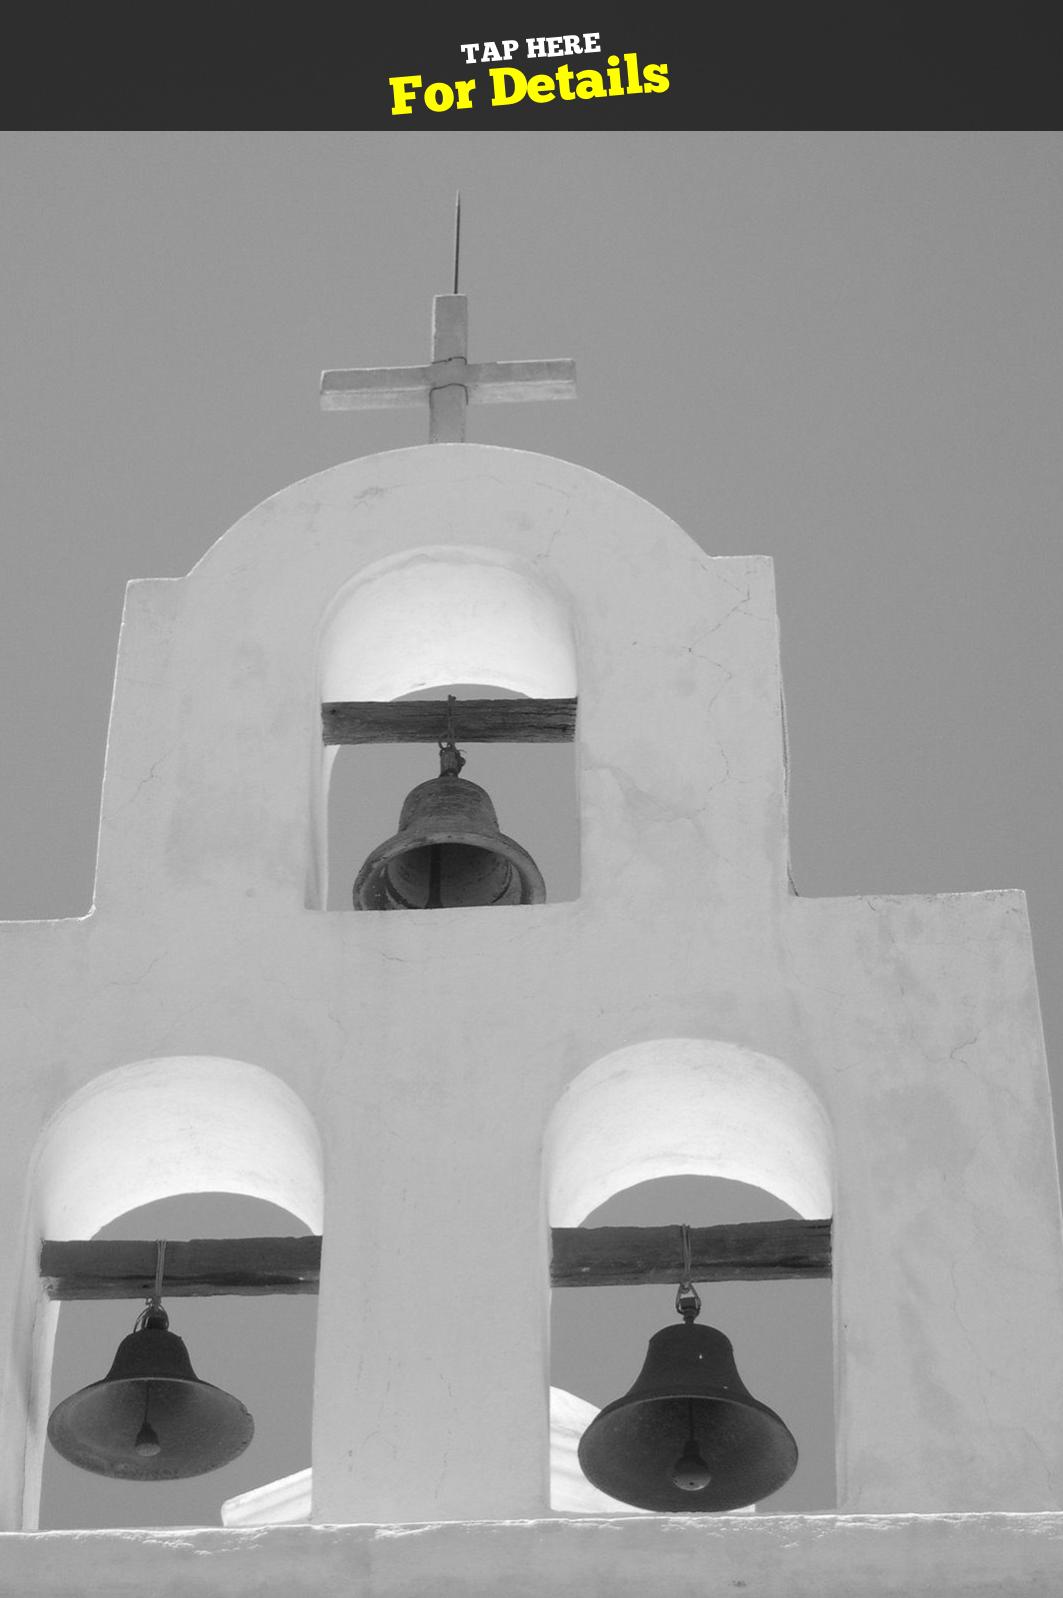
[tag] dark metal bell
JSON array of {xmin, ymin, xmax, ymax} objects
[
  {"xmin": 47, "ymin": 1308, "xmax": 254, "ymax": 1481},
  {"xmin": 578, "ymin": 1321, "xmax": 798, "ymax": 1513},
  {"xmin": 353, "ymin": 766, "xmax": 545, "ymax": 910}
]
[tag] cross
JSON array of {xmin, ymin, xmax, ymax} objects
[{"xmin": 319, "ymin": 294, "xmax": 577, "ymax": 443}]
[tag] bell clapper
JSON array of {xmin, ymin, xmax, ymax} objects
[
  {"xmin": 427, "ymin": 732, "xmax": 466, "ymax": 908},
  {"xmin": 671, "ymin": 1399, "xmax": 712, "ymax": 1492},
  {"xmin": 135, "ymin": 1242, "xmax": 169, "ymax": 1457},
  {"xmin": 134, "ymin": 1383, "xmax": 162, "ymax": 1458},
  {"xmin": 669, "ymin": 1233, "xmax": 713, "ymax": 1490}
]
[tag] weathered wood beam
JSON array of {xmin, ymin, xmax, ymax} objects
[
  {"xmin": 550, "ymin": 1220, "xmax": 832, "ymax": 1286},
  {"xmin": 41, "ymin": 1221, "xmax": 830, "ymax": 1301},
  {"xmin": 322, "ymin": 697, "xmax": 577, "ymax": 746},
  {"xmin": 40, "ymin": 1237, "xmax": 322, "ymax": 1301}
]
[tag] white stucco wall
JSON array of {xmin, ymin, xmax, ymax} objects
[
  {"xmin": 0, "ymin": 444, "xmax": 1059, "ymax": 1556},
  {"xmin": 3, "ymin": 1514, "xmax": 1063, "ymax": 1597}
]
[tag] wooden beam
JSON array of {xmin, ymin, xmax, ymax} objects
[
  {"xmin": 40, "ymin": 1237, "xmax": 321, "ymax": 1301},
  {"xmin": 322, "ymin": 697, "xmax": 577, "ymax": 746},
  {"xmin": 41, "ymin": 1221, "xmax": 829, "ymax": 1301},
  {"xmin": 549, "ymin": 1220, "xmax": 832, "ymax": 1287}
]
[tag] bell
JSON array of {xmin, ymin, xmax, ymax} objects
[
  {"xmin": 578, "ymin": 1320, "xmax": 798, "ymax": 1513},
  {"xmin": 353, "ymin": 743, "xmax": 545, "ymax": 910},
  {"xmin": 47, "ymin": 1307, "xmax": 254, "ymax": 1481}
]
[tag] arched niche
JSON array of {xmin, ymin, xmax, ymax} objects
[
  {"xmin": 34, "ymin": 1056, "xmax": 323, "ymax": 1240},
  {"xmin": 545, "ymin": 1038, "xmax": 833, "ymax": 1228},
  {"xmin": 24, "ymin": 1057, "xmax": 323, "ymax": 1527},
  {"xmin": 543, "ymin": 1040, "xmax": 835, "ymax": 1513},
  {"xmin": 318, "ymin": 545, "xmax": 577, "ymax": 703},
  {"xmin": 312, "ymin": 547, "xmax": 578, "ymax": 910}
]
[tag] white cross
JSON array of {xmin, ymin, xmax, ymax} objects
[{"xmin": 320, "ymin": 295, "xmax": 577, "ymax": 443}]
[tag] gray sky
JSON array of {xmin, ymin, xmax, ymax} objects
[{"xmin": 3, "ymin": 131, "xmax": 1060, "ymax": 1528}]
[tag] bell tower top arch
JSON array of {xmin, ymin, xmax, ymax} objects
[
  {"xmin": 318, "ymin": 544, "xmax": 579, "ymax": 704},
  {"xmin": 92, "ymin": 442, "xmax": 787, "ymax": 918}
]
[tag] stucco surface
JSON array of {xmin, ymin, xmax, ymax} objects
[
  {"xmin": 0, "ymin": 445, "xmax": 1059, "ymax": 1533},
  {"xmin": 3, "ymin": 1514, "xmax": 1063, "ymax": 1597}
]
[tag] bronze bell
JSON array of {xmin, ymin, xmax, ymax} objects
[
  {"xmin": 578, "ymin": 1320, "xmax": 798, "ymax": 1512},
  {"xmin": 47, "ymin": 1307, "xmax": 254, "ymax": 1481},
  {"xmin": 353, "ymin": 742, "xmax": 545, "ymax": 910}
]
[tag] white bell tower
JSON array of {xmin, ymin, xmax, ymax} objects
[{"xmin": 2, "ymin": 284, "xmax": 1063, "ymax": 1593}]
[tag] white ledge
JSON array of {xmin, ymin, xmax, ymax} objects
[{"xmin": 7, "ymin": 1513, "xmax": 1063, "ymax": 1596}]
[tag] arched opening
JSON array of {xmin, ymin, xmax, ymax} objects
[
  {"xmin": 544, "ymin": 1040, "xmax": 835, "ymax": 1514},
  {"xmin": 26, "ymin": 1056, "xmax": 323, "ymax": 1529},
  {"xmin": 313, "ymin": 548, "xmax": 579, "ymax": 910}
]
